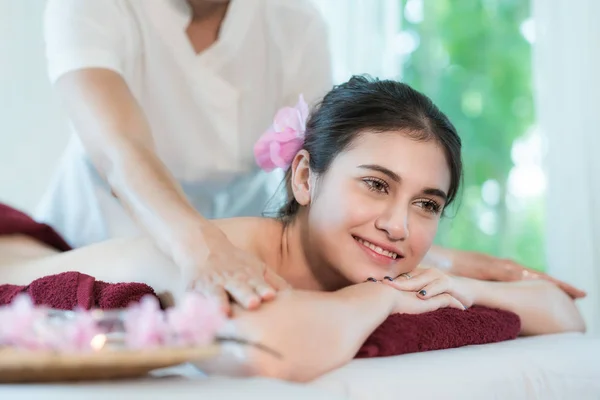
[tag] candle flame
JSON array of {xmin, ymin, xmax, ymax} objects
[{"xmin": 90, "ymin": 334, "xmax": 107, "ymax": 351}]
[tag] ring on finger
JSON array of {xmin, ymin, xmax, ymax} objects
[{"xmin": 399, "ymin": 273, "xmax": 412, "ymax": 280}]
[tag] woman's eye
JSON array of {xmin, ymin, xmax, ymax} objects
[
  {"xmin": 364, "ymin": 178, "xmax": 389, "ymax": 194},
  {"xmin": 417, "ymin": 200, "xmax": 442, "ymax": 214}
]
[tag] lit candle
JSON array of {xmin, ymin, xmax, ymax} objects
[{"xmin": 90, "ymin": 334, "xmax": 107, "ymax": 351}]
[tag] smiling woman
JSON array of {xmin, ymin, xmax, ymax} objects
[
  {"xmin": 274, "ymin": 75, "xmax": 462, "ymax": 289},
  {"xmin": 0, "ymin": 75, "xmax": 585, "ymax": 381}
]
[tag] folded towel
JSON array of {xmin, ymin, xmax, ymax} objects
[
  {"xmin": 0, "ymin": 271, "xmax": 156, "ymax": 310},
  {"xmin": 356, "ymin": 306, "xmax": 521, "ymax": 357},
  {"xmin": 0, "ymin": 202, "xmax": 156, "ymax": 309},
  {"xmin": 0, "ymin": 202, "xmax": 71, "ymax": 251}
]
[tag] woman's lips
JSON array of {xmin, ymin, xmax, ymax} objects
[{"xmin": 353, "ymin": 236, "xmax": 403, "ymax": 267}]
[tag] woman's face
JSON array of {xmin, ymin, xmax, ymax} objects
[{"xmin": 295, "ymin": 131, "xmax": 451, "ymax": 285}]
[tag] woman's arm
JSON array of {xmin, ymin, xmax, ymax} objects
[
  {"xmin": 460, "ymin": 277, "xmax": 586, "ymax": 335},
  {"xmin": 209, "ymin": 284, "xmax": 396, "ymax": 382},
  {"xmin": 386, "ymin": 268, "xmax": 585, "ymax": 336},
  {"xmin": 197, "ymin": 283, "xmax": 463, "ymax": 382}
]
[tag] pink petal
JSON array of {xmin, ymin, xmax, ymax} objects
[
  {"xmin": 124, "ymin": 295, "xmax": 167, "ymax": 349},
  {"xmin": 254, "ymin": 140, "xmax": 277, "ymax": 172},
  {"xmin": 278, "ymin": 138, "xmax": 304, "ymax": 167},
  {"xmin": 269, "ymin": 142, "xmax": 287, "ymax": 169},
  {"xmin": 64, "ymin": 310, "xmax": 101, "ymax": 352},
  {"xmin": 271, "ymin": 127, "xmax": 300, "ymax": 143},
  {"xmin": 165, "ymin": 293, "xmax": 225, "ymax": 346},
  {"xmin": 254, "ymin": 94, "xmax": 309, "ymax": 171},
  {"xmin": 295, "ymin": 94, "xmax": 309, "ymax": 129},
  {"xmin": 273, "ymin": 107, "xmax": 304, "ymax": 133}
]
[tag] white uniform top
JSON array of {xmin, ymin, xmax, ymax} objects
[{"xmin": 35, "ymin": 0, "xmax": 332, "ymax": 248}]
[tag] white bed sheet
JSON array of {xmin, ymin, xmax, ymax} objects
[
  {"xmin": 1, "ymin": 333, "xmax": 598, "ymax": 400},
  {"xmin": 313, "ymin": 332, "xmax": 600, "ymax": 399}
]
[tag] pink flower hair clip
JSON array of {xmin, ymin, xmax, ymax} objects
[{"xmin": 254, "ymin": 94, "xmax": 309, "ymax": 172}]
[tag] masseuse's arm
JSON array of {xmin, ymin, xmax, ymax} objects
[
  {"xmin": 458, "ymin": 277, "xmax": 586, "ymax": 336},
  {"xmin": 44, "ymin": 0, "xmax": 285, "ymax": 313},
  {"xmin": 54, "ymin": 70, "xmax": 210, "ymax": 266},
  {"xmin": 425, "ymin": 245, "xmax": 587, "ymax": 299},
  {"xmin": 52, "ymin": 70, "xmax": 281, "ymax": 311}
]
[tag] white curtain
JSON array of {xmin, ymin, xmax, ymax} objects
[
  {"xmin": 0, "ymin": 0, "xmax": 70, "ymax": 213},
  {"xmin": 533, "ymin": 0, "xmax": 600, "ymax": 335},
  {"xmin": 312, "ymin": 0, "xmax": 403, "ymax": 83}
]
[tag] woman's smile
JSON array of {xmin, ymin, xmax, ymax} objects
[{"xmin": 353, "ymin": 235, "xmax": 404, "ymax": 267}]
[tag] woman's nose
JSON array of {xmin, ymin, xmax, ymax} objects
[{"xmin": 375, "ymin": 206, "xmax": 409, "ymax": 241}]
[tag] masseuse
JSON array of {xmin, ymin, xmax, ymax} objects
[{"xmin": 35, "ymin": 0, "xmax": 586, "ymax": 313}]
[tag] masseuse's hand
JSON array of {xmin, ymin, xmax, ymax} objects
[
  {"xmin": 384, "ymin": 267, "xmax": 474, "ymax": 309},
  {"xmin": 424, "ymin": 246, "xmax": 586, "ymax": 299},
  {"xmin": 178, "ymin": 227, "xmax": 290, "ymax": 316}
]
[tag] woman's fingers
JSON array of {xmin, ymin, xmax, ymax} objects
[
  {"xmin": 427, "ymin": 293, "xmax": 465, "ymax": 311},
  {"xmin": 384, "ymin": 271, "xmax": 431, "ymax": 292},
  {"xmin": 415, "ymin": 278, "xmax": 448, "ymax": 299}
]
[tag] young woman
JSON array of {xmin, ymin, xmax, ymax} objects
[{"xmin": 0, "ymin": 76, "xmax": 585, "ymax": 382}]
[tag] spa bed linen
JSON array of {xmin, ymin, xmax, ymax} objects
[
  {"xmin": 313, "ymin": 332, "xmax": 600, "ymax": 399},
  {"xmin": 1, "ymin": 333, "xmax": 598, "ymax": 399}
]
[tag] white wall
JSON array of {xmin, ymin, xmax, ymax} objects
[{"xmin": 0, "ymin": 0, "xmax": 70, "ymax": 213}]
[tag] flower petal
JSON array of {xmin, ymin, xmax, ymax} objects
[{"xmin": 296, "ymin": 94, "xmax": 309, "ymax": 129}]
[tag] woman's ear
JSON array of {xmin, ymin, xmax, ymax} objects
[{"xmin": 290, "ymin": 150, "xmax": 313, "ymax": 206}]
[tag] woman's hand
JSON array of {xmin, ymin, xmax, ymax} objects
[
  {"xmin": 424, "ymin": 245, "xmax": 587, "ymax": 299},
  {"xmin": 376, "ymin": 280, "xmax": 466, "ymax": 314},
  {"xmin": 177, "ymin": 227, "xmax": 290, "ymax": 316},
  {"xmin": 383, "ymin": 267, "xmax": 474, "ymax": 309}
]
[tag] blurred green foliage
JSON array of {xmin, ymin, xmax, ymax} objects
[{"xmin": 400, "ymin": 0, "xmax": 545, "ymax": 270}]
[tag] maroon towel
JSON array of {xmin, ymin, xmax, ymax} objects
[
  {"xmin": 356, "ymin": 306, "xmax": 521, "ymax": 358},
  {"xmin": 0, "ymin": 202, "xmax": 155, "ymax": 309},
  {"xmin": 0, "ymin": 271, "xmax": 156, "ymax": 310},
  {"xmin": 0, "ymin": 202, "xmax": 71, "ymax": 251}
]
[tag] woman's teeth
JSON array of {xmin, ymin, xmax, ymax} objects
[{"xmin": 356, "ymin": 238, "xmax": 399, "ymax": 259}]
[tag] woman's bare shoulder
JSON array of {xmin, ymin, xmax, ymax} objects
[{"xmin": 212, "ymin": 217, "xmax": 283, "ymax": 255}]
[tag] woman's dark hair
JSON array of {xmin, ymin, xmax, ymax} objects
[{"xmin": 278, "ymin": 75, "xmax": 463, "ymax": 219}]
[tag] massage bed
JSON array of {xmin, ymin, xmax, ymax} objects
[{"xmin": 1, "ymin": 332, "xmax": 598, "ymax": 399}]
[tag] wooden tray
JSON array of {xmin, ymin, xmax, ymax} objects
[{"xmin": 0, "ymin": 344, "xmax": 220, "ymax": 383}]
